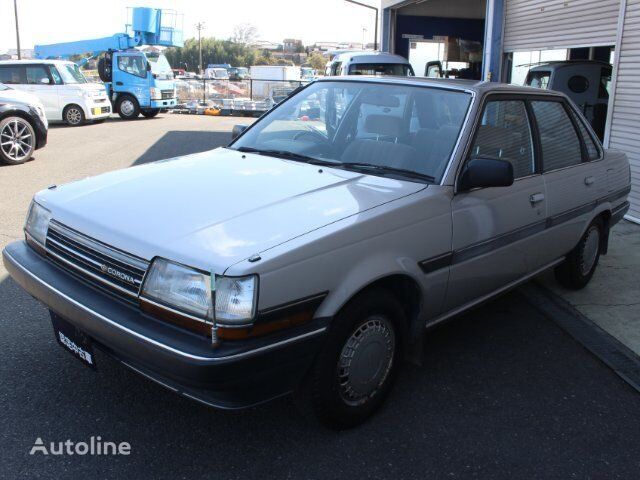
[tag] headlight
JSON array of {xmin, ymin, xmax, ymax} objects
[
  {"xmin": 214, "ymin": 275, "xmax": 258, "ymax": 326},
  {"xmin": 24, "ymin": 200, "xmax": 51, "ymax": 246},
  {"xmin": 141, "ymin": 258, "xmax": 212, "ymax": 319},
  {"xmin": 150, "ymin": 87, "xmax": 162, "ymax": 100}
]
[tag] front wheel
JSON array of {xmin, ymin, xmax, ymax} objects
[
  {"xmin": 116, "ymin": 95, "xmax": 140, "ymax": 120},
  {"xmin": 141, "ymin": 108, "xmax": 160, "ymax": 118},
  {"xmin": 63, "ymin": 104, "xmax": 85, "ymax": 126},
  {"xmin": 298, "ymin": 289, "xmax": 403, "ymax": 429},
  {"xmin": 554, "ymin": 217, "xmax": 603, "ymax": 290},
  {"xmin": 0, "ymin": 116, "xmax": 36, "ymax": 165}
]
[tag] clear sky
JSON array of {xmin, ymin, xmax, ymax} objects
[{"xmin": 0, "ymin": 0, "xmax": 380, "ymax": 51}]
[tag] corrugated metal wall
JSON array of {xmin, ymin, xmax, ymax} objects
[
  {"xmin": 504, "ymin": 0, "xmax": 620, "ymax": 52},
  {"xmin": 608, "ymin": 0, "xmax": 640, "ymax": 221}
]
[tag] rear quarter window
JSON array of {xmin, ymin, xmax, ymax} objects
[{"xmin": 0, "ymin": 65, "xmax": 26, "ymax": 84}]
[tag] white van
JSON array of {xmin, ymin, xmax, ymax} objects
[
  {"xmin": 326, "ymin": 51, "xmax": 415, "ymax": 76},
  {"xmin": 0, "ymin": 60, "xmax": 111, "ymax": 126}
]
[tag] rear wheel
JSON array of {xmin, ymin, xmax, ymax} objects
[
  {"xmin": 63, "ymin": 104, "xmax": 85, "ymax": 126},
  {"xmin": 116, "ymin": 95, "xmax": 140, "ymax": 120},
  {"xmin": 297, "ymin": 289, "xmax": 402, "ymax": 429},
  {"xmin": 141, "ymin": 108, "xmax": 160, "ymax": 118},
  {"xmin": 0, "ymin": 116, "xmax": 35, "ymax": 165},
  {"xmin": 554, "ymin": 217, "xmax": 603, "ymax": 289}
]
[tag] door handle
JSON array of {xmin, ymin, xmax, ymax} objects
[
  {"xmin": 529, "ymin": 193, "xmax": 545, "ymax": 205},
  {"xmin": 115, "ymin": 81, "xmax": 123, "ymax": 86},
  {"xmin": 584, "ymin": 176, "xmax": 595, "ymax": 186}
]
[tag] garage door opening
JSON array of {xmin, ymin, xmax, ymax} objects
[{"xmin": 387, "ymin": 0, "xmax": 487, "ymax": 80}]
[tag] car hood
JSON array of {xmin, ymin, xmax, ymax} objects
[
  {"xmin": 0, "ymin": 88, "xmax": 43, "ymax": 108},
  {"xmin": 36, "ymin": 148, "xmax": 425, "ymax": 272}
]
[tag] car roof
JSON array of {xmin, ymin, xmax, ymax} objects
[
  {"xmin": 332, "ymin": 51, "xmax": 411, "ymax": 64},
  {"xmin": 314, "ymin": 75, "xmax": 566, "ymax": 96},
  {"xmin": 528, "ymin": 60, "xmax": 612, "ymax": 71},
  {"xmin": 0, "ymin": 59, "xmax": 74, "ymax": 65}
]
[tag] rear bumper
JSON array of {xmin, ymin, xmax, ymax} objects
[{"xmin": 2, "ymin": 241, "xmax": 327, "ymax": 409}]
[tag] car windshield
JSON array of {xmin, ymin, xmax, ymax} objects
[
  {"xmin": 348, "ymin": 63, "xmax": 414, "ymax": 76},
  {"xmin": 57, "ymin": 63, "xmax": 88, "ymax": 84},
  {"xmin": 146, "ymin": 52, "xmax": 173, "ymax": 80},
  {"xmin": 231, "ymin": 81, "xmax": 471, "ymax": 183}
]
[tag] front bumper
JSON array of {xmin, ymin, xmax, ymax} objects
[
  {"xmin": 150, "ymin": 98, "xmax": 177, "ymax": 109},
  {"xmin": 2, "ymin": 241, "xmax": 327, "ymax": 409},
  {"xmin": 84, "ymin": 99, "xmax": 111, "ymax": 120}
]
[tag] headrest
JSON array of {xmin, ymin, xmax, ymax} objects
[{"xmin": 364, "ymin": 115, "xmax": 402, "ymax": 137}]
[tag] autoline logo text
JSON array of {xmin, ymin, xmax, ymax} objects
[{"xmin": 30, "ymin": 437, "xmax": 131, "ymax": 456}]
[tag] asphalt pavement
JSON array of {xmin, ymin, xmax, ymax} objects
[{"xmin": 1, "ymin": 116, "xmax": 639, "ymax": 479}]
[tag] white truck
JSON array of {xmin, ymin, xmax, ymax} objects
[{"xmin": 249, "ymin": 66, "xmax": 301, "ymax": 105}]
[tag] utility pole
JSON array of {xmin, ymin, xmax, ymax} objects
[
  {"xmin": 195, "ymin": 22, "xmax": 205, "ymax": 75},
  {"xmin": 344, "ymin": 0, "xmax": 378, "ymax": 51},
  {"xmin": 13, "ymin": 0, "xmax": 21, "ymax": 59}
]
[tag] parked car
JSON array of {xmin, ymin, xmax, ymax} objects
[
  {"xmin": 3, "ymin": 78, "xmax": 630, "ymax": 428},
  {"xmin": 326, "ymin": 51, "xmax": 415, "ymax": 76},
  {"xmin": 0, "ymin": 60, "xmax": 111, "ymax": 126},
  {"xmin": 229, "ymin": 67, "xmax": 250, "ymax": 81},
  {"xmin": 524, "ymin": 60, "xmax": 612, "ymax": 141},
  {"xmin": 0, "ymin": 83, "xmax": 48, "ymax": 165},
  {"xmin": 203, "ymin": 67, "xmax": 229, "ymax": 80}
]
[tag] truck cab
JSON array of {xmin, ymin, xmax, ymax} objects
[{"xmin": 101, "ymin": 50, "xmax": 176, "ymax": 119}]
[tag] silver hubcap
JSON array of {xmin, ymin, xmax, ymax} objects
[
  {"xmin": 338, "ymin": 316, "xmax": 396, "ymax": 406},
  {"xmin": 580, "ymin": 226, "xmax": 600, "ymax": 275},
  {"xmin": 66, "ymin": 107, "xmax": 82, "ymax": 124},
  {"xmin": 0, "ymin": 118, "xmax": 33, "ymax": 161},
  {"xmin": 120, "ymin": 100, "xmax": 135, "ymax": 116}
]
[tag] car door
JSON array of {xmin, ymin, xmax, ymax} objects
[
  {"xmin": 531, "ymin": 98, "xmax": 608, "ymax": 262},
  {"xmin": 445, "ymin": 96, "xmax": 547, "ymax": 311},
  {"xmin": 23, "ymin": 64, "xmax": 60, "ymax": 121}
]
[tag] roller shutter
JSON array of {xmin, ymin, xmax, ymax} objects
[
  {"xmin": 609, "ymin": 0, "xmax": 640, "ymax": 221},
  {"xmin": 504, "ymin": 0, "xmax": 620, "ymax": 52}
]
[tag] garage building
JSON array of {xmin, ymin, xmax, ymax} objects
[{"xmin": 381, "ymin": 0, "xmax": 640, "ymax": 223}]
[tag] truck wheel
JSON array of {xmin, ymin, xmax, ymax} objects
[
  {"xmin": 554, "ymin": 217, "xmax": 604, "ymax": 290},
  {"xmin": 298, "ymin": 289, "xmax": 402, "ymax": 430},
  {"xmin": 141, "ymin": 109, "xmax": 160, "ymax": 118},
  {"xmin": 116, "ymin": 95, "xmax": 140, "ymax": 120},
  {"xmin": 0, "ymin": 116, "xmax": 35, "ymax": 165},
  {"xmin": 63, "ymin": 105, "xmax": 85, "ymax": 126}
]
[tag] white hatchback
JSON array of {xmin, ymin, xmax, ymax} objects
[{"xmin": 0, "ymin": 60, "xmax": 111, "ymax": 126}]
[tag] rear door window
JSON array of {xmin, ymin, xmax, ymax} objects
[
  {"xmin": 532, "ymin": 100, "xmax": 583, "ymax": 171},
  {"xmin": 0, "ymin": 65, "xmax": 26, "ymax": 84}
]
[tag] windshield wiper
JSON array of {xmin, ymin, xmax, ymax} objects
[
  {"xmin": 341, "ymin": 162, "xmax": 435, "ymax": 182},
  {"xmin": 233, "ymin": 146, "xmax": 337, "ymax": 166}
]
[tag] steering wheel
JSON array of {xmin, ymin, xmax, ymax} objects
[{"xmin": 293, "ymin": 130, "xmax": 326, "ymax": 143}]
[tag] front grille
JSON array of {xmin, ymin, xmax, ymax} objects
[
  {"xmin": 45, "ymin": 221, "xmax": 149, "ymax": 301},
  {"xmin": 161, "ymin": 89, "xmax": 174, "ymax": 99}
]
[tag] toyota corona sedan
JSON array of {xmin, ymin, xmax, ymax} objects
[{"xmin": 2, "ymin": 77, "xmax": 631, "ymax": 429}]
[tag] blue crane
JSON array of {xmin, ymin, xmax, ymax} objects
[{"xmin": 35, "ymin": 7, "xmax": 183, "ymax": 119}]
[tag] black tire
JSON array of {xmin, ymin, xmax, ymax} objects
[
  {"xmin": 554, "ymin": 217, "xmax": 604, "ymax": 290},
  {"xmin": 97, "ymin": 56, "xmax": 112, "ymax": 82},
  {"xmin": 63, "ymin": 104, "xmax": 85, "ymax": 126},
  {"xmin": 116, "ymin": 95, "xmax": 140, "ymax": 120},
  {"xmin": 298, "ymin": 288, "xmax": 403, "ymax": 430},
  {"xmin": 141, "ymin": 108, "xmax": 160, "ymax": 118},
  {"xmin": 0, "ymin": 116, "xmax": 36, "ymax": 165}
]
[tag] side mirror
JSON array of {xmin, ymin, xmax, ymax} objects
[
  {"xmin": 40, "ymin": 77, "xmax": 50, "ymax": 84},
  {"xmin": 231, "ymin": 124, "xmax": 248, "ymax": 140},
  {"xmin": 458, "ymin": 158, "xmax": 514, "ymax": 192}
]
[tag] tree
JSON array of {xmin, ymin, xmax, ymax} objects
[
  {"xmin": 231, "ymin": 23, "xmax": 258, "ymax": 46},
  {"xmin": 307, "ymin": 52, "xmax": 327, "ymax": 73}
]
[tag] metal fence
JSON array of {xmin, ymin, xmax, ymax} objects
[{"xmin": 174, "ymin": 78, "xmax": 310, "ymax": 111}]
